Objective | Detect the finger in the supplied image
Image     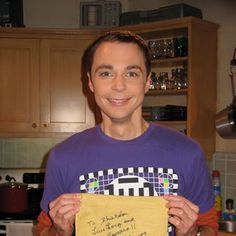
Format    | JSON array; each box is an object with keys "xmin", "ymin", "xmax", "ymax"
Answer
[
  {"xmin": 168, "ymin": 215, "xmax": 182, "ymax": 228},
  {"xmin": 164, "ymin": 195, "xmax": 199, "ymax": 213},
  {"xmin": 50, "ymin": 193, "xmax": 81, "ymax": 205},
  {"xmin": 168, "ymin": 206, "xmax": 196, "ymax": 227},
  {"xmin": 167, "ymin": 206, "xmax": 197, "ymax": 235},
  {"xmin": 50, "ymin": 198, "xmax": 81, "ymax": 213},
  {"xmin": 49, "ymin": 194, "xmax": 81, "ymax": 220},
  {"xmin": 49, "ymin": 201, "xmax": 81, "ymax": 232},
  {"xmin": 49, "ymin": 193, "xmax": 81, "ymax": 210},
  {"xmin": 168, "ymin": 215, "xmax": 195, "ymax": 235},
  {"xmin": 164, "ymin": 195, "xmax": 199, "ymax": 233},
  {"xmin": 51, "ymin": 204, "xmax": 79, "ymax": 223},
  {"xmin": 50, "ymin": 200, "xmax": 80, "ymax": 216},
  {"xmin": 166, "ymin": 199, "xmax": 198, "ymax": 225},
  {"xmin": 167, "ymin": 200, "xmax": 198, "ymax": 220},
  {"xmin": 175, "ymin": 196, "xmax": 199, "ymax": 213}
]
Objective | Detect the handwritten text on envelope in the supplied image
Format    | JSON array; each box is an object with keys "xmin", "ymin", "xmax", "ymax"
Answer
[{"xmin": 75, "ymin": 194, "xmax": 168, "ymax": 236}]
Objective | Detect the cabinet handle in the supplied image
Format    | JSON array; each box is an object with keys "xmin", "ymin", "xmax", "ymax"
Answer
[
  {"xmin": 43, "ymin": 123, "xmax": 48, "ymax": 128},
  {"xmin": 32, "ymin": 123, "xmax": 37, "ymax": 128}
]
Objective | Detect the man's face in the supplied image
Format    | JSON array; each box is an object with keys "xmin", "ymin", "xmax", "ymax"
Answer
[{"xmin": 88, "ymin": 41, "xmax": 150, "ymax": 123}]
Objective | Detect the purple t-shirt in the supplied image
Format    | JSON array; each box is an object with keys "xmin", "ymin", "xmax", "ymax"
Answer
[{"xmin": 41, "ymin": 123, "xmax": 214, "ymax": 234}]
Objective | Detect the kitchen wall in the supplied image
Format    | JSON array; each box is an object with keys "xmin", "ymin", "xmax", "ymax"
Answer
[
  {"xmin": 0, "ymin": 0, "xmax": 235, "ymax": 205},
  {"xmin": 211, "ymin": 152, "xmax": 236, "ymax": 209},
  {"xmin": 0, "ymin": 138, "xmax": 62, "ymax": 169}
]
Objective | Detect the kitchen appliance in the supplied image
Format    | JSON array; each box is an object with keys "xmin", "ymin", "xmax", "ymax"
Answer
[
  {"xmin": 216, "ymin": 48, "xmax": 236, "ymax": 138},
  {"xmin": 80, "ymin": 1, "xmax": 121, "ymax": 28},
  {"xmin": 120, "ymin": 3, "xmax": 202, "ymax": 26},
  {"xmin": 0, "ymin": 0, "xmax": 24, "ymax": 27},
  {"xmin": 0, "ymin": 220, "xmax": 36, "ymax": 236},
  {"xmin": 0, "ymin": 169, "xmax": 44, "ymax": 236}
]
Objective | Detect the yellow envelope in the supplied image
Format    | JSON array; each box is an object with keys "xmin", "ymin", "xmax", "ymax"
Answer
[{"xmin": 75, "ymin": 194, "xmax": 168, "ymax": 236}]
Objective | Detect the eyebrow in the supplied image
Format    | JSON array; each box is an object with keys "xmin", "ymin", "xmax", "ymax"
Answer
[
  {"xmin": 94, "ymin": 64, "xmax": 113, "ymax": 73},
  {"xmin": 126, "ymin": 65, "xmax": 142, "ymax": 71},
  {"xmin": 94, "ymin": 64, "xmax": 143, "ymax": 73}
]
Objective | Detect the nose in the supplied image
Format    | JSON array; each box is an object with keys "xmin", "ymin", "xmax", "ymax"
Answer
[{"xmin": 112, "ymin": 75, "xmax": 126, "ymax": 91}]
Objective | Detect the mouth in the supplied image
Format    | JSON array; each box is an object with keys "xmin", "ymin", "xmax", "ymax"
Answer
[{"xmin": 108, "ymin": 98, "xmax": 130, "ymax": 106}]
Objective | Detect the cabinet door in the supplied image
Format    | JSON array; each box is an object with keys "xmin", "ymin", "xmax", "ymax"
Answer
[
  {"xmin": 0, "ymin": 39, "xmax": 40, "ymax": 135},
  {"xmin": 40, "ymin": 39, "xmax": 95, "ymax": 133}
]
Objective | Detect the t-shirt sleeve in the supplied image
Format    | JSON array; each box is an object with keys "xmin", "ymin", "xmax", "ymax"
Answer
[
  {"xmin": 183, "ymin": 146, "xmax": 215, "ymax": 214},
  {"xmin": 40, "ymin": 148, "xmax": 66, "ymax": 212}
]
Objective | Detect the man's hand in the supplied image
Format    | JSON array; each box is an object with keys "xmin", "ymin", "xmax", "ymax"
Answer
[
  {"xmin": 48, "ymin": 193, "xmax": 81, "ymax": 236},
  {"xmin": 164, "ymin": 195, "xmax": 199, "ymax": 236}
]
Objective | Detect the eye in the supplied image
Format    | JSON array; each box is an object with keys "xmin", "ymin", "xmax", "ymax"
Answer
[
  {"xmin": 125, "ymin": 71, "xmax": 139, "ymax": 78},
  {"xmin": 97, "ymin": 71, "xmax": 113, "ymax": 78}
]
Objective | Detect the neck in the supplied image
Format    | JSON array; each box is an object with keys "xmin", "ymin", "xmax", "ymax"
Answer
[{"xmin": 100, "ymin": 119, "xmax": 149, "ymax": 140}]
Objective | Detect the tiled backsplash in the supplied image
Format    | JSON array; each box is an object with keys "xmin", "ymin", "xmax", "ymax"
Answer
[
  {"xmin": 0, "ymin": 138, "xmax": 63, "ymax": 168},
  {"xmin": 212, "ymin": 152, "xmax": 236, "ymax": 210},
  {"xmin": 0, "ymin": 138, "xmax": 235, "ymax": 209}
]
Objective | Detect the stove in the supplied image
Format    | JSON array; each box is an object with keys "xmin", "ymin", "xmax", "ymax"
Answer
[
  {"xmin": 0, "ymin": 169, "xmax": 44, "ymax": 236},
  {"xmin": 0, "ymin": 220, "xmax": 36, "ymax": 236},
  {"xmin": 0, "ymin": 169, "xmax": 45, "ymax": 187}
]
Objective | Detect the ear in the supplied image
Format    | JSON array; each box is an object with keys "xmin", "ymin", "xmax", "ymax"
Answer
[
  {"xmin": 144, "ymin": 73, "xmax": 151, "ymax": 94},
  {"xmin": 87, "ymin": 72, "xmax": 94, "ymax": 92}
]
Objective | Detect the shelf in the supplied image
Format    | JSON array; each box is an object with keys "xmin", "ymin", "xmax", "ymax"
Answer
[
  {"xmin": 152, "ymin": 56, "xmax": 188, "ymax": 63},
  {"xmin": 146, "ymin": 89, "xmax": 187, "ymax": 96},
  {"xmin": 152, "ymin": 120, "xmax": 187, "ymax": 126},
  {"xmin": 151, "ymin": 56, "xmax": 188, "ymax": 67}
]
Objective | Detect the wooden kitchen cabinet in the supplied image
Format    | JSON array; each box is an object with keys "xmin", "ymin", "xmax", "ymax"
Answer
[
  {"xmin": 0, "ymin": 28, "xmax": 98, "ymax": 137},
  {"xmin": 117, "ymin": 17, "xmax": 218, "ymax": 157},
  {"xmin": 0, "ymin": 38, "xmax": 40, "ymax": 134},
  {"xmin": 39, "ymin": 38, "xmax": 95, "ymax": 134}
]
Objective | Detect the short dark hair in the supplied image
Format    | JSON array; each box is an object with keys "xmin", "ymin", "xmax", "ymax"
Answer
[{"xmin": 83, "ymin": 31, "xmax": 151, "ymax": 77}]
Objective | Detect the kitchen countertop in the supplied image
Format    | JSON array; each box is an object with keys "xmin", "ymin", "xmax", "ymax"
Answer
[{"xmin": 219, "ymin": 231, "xmax": 236, "ymax": 236}]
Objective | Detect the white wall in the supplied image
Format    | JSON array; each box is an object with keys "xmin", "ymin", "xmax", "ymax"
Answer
[{"xmin": 22, "ymin": 0, "xmax": 236, "ymax": 152}]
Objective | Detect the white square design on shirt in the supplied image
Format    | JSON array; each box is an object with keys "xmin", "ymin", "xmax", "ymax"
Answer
[
  {"xmin": 88, "ymin": 173, "xmax": 94, "ymax": 178},
  {"xmin": 148, "ymin": 167, "xmax": 154, "ymax": 172},
  {"xmin": 79, "ymin": 175, "xmax": 85, "ymax": 181},
  {"xmin": 128, "ymin": 167, "xmax": 134, "ymax": 173},
  {"xmin": 138, "ymin": 167, "xmax": 144, "ymax": 173}
]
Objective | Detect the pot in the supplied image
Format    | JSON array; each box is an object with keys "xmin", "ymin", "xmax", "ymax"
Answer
[
  {"xmin": 0, "ymin": 180, "xmax": 28, "ymax": 213},
  {"xmin": 215, "ymin": 101, "xmax": 236, "ymax": 138}
]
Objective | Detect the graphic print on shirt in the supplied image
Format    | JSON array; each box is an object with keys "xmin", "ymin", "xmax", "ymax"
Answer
[
  {"xmin": 79, "ymin": 167, "xmax": 178, "ymax": 196},
  {"xmin": 79, "ymin": 167, "xmax": 178, "ymax": 235}
]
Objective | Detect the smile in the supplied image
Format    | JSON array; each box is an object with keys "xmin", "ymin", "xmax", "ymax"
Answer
[{"xmin": 108, "ymin": 98, "xmax": 129, "ymax": 106}]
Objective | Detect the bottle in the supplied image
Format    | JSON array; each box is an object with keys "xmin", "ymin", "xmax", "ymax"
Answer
[
  {"xmin": 222, "ymin": 199, "xmax": 236, "ymax": 220},
  {"xmin": 225, "ymin": 198, "xmax": 235, "ymax": 220},
  {"xmin": 150, "ymin": 72, "xmax": 158, "ymax": 90},
  {"xmin": 212, "ymin": 170, "xmax": 222, "ymax": 218}
]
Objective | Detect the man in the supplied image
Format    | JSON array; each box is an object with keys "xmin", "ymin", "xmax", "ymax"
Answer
[{"xmin": 37, "ymin": 31, "xmax": 218, "ymax": 236}]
